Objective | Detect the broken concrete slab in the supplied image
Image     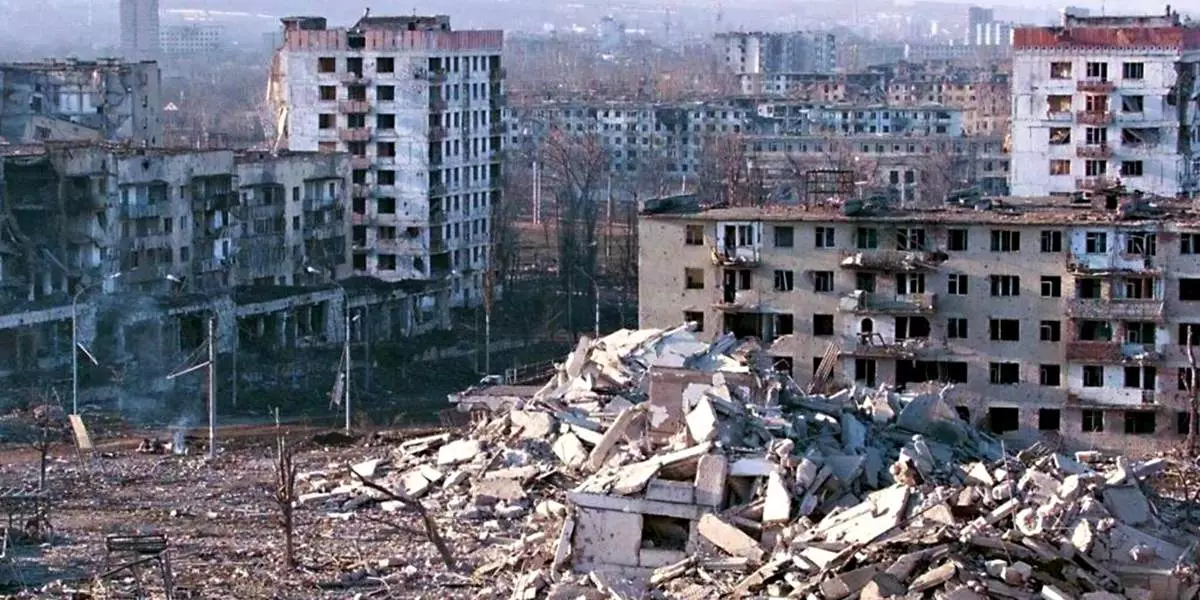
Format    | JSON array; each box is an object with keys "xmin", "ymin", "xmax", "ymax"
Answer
[
  {"xmin": 584, "ymin": 406, "xmax": 642, "ymax": 472},
  {"xmin": 552, "ymin": 432, "xmax": 588, "ymax": 469},
  {"xmin": 761, "ymin": 471, "xmax": 791, "ymax": 524},
  {"xmin": 436, "ymin": 439, "xmax": 482, "ymax": 466},
  {"xmin": 573, "ymin": 508, "xmax": 641, "ymax": 569},
  {"xmin": 696, "ymin": 514, "xmax": 765, "ymax": 562},
  {"xmin": 694, "ymin": 453, "xmax": 728, "ymax": 508},
  {"xmin": 686, "ymin": 396, "xmax": 718, "ymax": 443},
  {"xmin": 728, "ymin": 457, "xmax": 775, "ymax": 477},
  {"xmin": 1102, "ymin": 486, "xmax": 1152, "ymax": 526},
  {"xmin": 611, "ymin": 459, "xmax": 662, "ymax": 496},
  {"xmin": 511, "ymin": 409, "xmax": 557, "ymax": 439},
  {"xmin": 819, "ymin": 565, "xmax": 879, "ymax": 600},
  {"xmin": 909, "ymin": 562, "xmax": 957, "ymax": 593},
  {"xmin": 645, "ymin": 478, "xmax": 695, "ymax": 505}
]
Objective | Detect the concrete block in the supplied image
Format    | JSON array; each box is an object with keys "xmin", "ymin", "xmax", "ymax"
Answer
[
  {"xmin": 552, "ymin": 432, "xmax": 588, "ymax": 469},
  {"xmin": 686, "ymin": 397, "xmax": 718, "ymax": 443},
  {"xmin": 694, "ymin": 454, "xmax": 728, "ymax": 508},
  {"xmin": 1102, "ymin": 486, "xmax": 1151, "ymax": 525},
  {"xmin": 729, "ymin": 457, "xmax": 775, "ymax": 477},
  {"xmin": 511, "ymin": 409, "xmax": 556, "ymax": 439},
  {"xmin": 612, "ymin": 459, "xmax": 662, "ymax": 496},
  {"xmin": 573, "ymin": 508, "xmax": 642, "ymax": 568},
  {"xmin": 436, "ymin": 439, "xmax": 482, "ymax": 466},
  {"xmin": 696, "ymin": 514, "xmax": 764, "ymax": 562},
  {"xmin": 645, "ymin": 478, "xmax": 695, "ymax": 504},
  {"xmin": 762, "ymin": 471, "xmax": 791, "ymax": 524},
  {"xmin": 819, "ymin": 565, "xmax": 878, "ymax": 600},
  {"xmin": 639, "ymin": 548, "xmax": 688, "ymax": 569}
]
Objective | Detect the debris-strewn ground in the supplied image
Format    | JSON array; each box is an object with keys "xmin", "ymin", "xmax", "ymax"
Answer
[{"xmin": 3, "ymin": 324, "xmax": 1200, "ymax": 600}]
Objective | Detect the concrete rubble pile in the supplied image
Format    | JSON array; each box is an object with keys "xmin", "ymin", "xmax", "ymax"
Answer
[{"xmin": 304, "ymin": 325, "xmax": 1199, "ymax": 599}]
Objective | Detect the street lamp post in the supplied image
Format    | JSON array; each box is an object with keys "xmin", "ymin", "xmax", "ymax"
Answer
[
  {"xmin": 72, "ymin": 273, "xmax": 122, "ymax": 415},
  {"xmin": 308, "ymin": 267, "xmax": 351, "ymax": 433}
]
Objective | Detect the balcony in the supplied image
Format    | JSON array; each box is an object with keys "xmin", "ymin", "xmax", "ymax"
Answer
[
  {"xmin": 351, "ymin": 212, "xmax": 368, "ymax": 226},
  {"xmin": 351, "ymin": 184, "xmax": 371, "ymax": 197},
  {"xmin": 840, "ymin": 333, "xmax": 937, "ymax": 359},
  {"xmin": 1065, "ymin": 298, "xmax": 1164, "ymax": 320},
  {"xmin": 304, "ymin": 222, "xmax": 344, "ymax": 240},
  {"xmin": 192, "ymin": 191, "xmax": 236, "ymax": 211},
  {"xmin": 348, "ymin": 156, "xmax": 372, "ymax": 170},
  {"xmin": 120, "ymin": 202, "xmax": 167, "ymax": 219},
  {"xmin": 838, "ymin": 291, "xmax": 937, "ymax": 315},
  {"xmin": 428, "ymin": 71, "xmax": 448, "ymax": 84},
  {"xmin": 429, "ymin": 126, "xmax": 447, "ymax": 141},
  {"xmin": 1076, "ymin": 176, "xmax": 1119, "ymax": 191},
  {"xmin": 1066, "ymin": 251, "xmax": 1157, "ymax": 274},
  {"xmin": 1065, "ymin": 341, "xmax": 1122, "ymax": 362},
  {"xmin": 430, "ymin": 209, "xmax": 447, "ymax": 225},
  {"xmin": 339, "ymin": 128, "xmax": 372, "ymax": 142},
  {"xmin": 489, "ymin": 67, "xmax": 507, "ymax": 81},
  {"xmin": 430, "ymin": 98, "xmax": 448, "ymax": 112},
  {"xmin": 430, "ymin": 238, "xmax": 448, "ymax": 254},
  {"xmin": 1076, "ymin": 110, "xmax": 1114, "ymax": 126},
  {"xmin": 839, "ymin": 250, "xmax": 943, "ymax": 272},
  {"xmin": 1076, "ymin": 143, "xmax": 1112, "ymax": 158},
  {"xmin": 338, "ymin": 100, "xmax": 371, "ymax": 114},
  {"xmin": 1046, "ymin": 110, "xmax": 1073, "ymax": 122},
  {"xmin": 712, "ymin": 289, "xmax": 761, "ymax": 312},
  {"xmin": 489, "ymin": 123, "xmax": 506, "ymax": 136},
  {"xmin": 1076, "ymin": 80, "xmax": 1115, "ymax": 93},
  {"xmin": 710, "ymin": 245, "xmax": 761, "ymax": 267}
]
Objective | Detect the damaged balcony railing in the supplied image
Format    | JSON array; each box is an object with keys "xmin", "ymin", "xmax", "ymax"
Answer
[
  {"xmin": 838, "ymin": 291, "xmax": 937, "ymax": 315},
  {"xmin": 839, "ymin": 250, "xmax": 944, "ymax": 272},
  {"xmin": 712, "ymin": 289, "xmax": 761, "ymax": 311},
  {"xmin": 842, "ymin": 332, "xmax": 937, "ymax": 358},
  {"xmin": 1065, "ymin": 298, "xmax": 1165, "ymax": 320},
  {"xmin": 1076, "ymin": 110, "xmax": 1114, "ymax": 126},
  {"xmin": 710, "ymin": 246, "xmax": 761, "ymax": 267}
]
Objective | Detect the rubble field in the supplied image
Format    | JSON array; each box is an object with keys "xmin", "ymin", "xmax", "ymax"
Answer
[{"xmin": 2, "ymin": 324, "xmax": 1199, "ymax": 600}]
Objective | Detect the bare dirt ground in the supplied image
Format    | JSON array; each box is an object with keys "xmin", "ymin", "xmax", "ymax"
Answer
[{"xmin": 0, "ymin": 424, "xmax": 534, "ymax": 600}]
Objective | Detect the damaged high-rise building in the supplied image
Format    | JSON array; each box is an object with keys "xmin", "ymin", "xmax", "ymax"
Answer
[
  {"xmin": 0, "ymin": 59, "xmax": 163, "ymax": 146},
  {"xmin": 0, "ymin": 141, "xmax": 447, "ymax": 408},
  {"xmin": 268, "ymin": 14, "xmax": 504, "ymax": 308}
]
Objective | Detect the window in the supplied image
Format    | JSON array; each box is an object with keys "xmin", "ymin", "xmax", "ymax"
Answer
[
  {"xmin": 1123, "ymin": 366, "xmax": 1156, "ymax": 390},
  {"xmin": 1122, "ymin": 232, "xmax": 1156, "ymax": 256},
  {"xmin": 378, "ymin": 86, "xmax": 395, "ymax": 101},
  {"xmin": 896, "ymin": 228, "xmax": 926, "ymax": 250},
  {"xmin": 989, "ymin": 362, "xmax": 1019, "ymax": 384},
  {"xmin": 1041, "ymin": 276, "xmax": 1062, "ymax": 298},
  {"xmin": 947, "ymin": 229, "xmax": 968, "ymax": 251},
  {"xmin": 855, "ymin": 272, "xmax": 876, "ymax": 293},
  {"xmin": 685, "ymin": 224, "xmax": 704, "ymax": 246},
  {"xmin": 377, "ymin": 197, "xmax": 396, "ymax": 214},
  {"xmin": 347, "ymin": 114, "xmax": 366, "ymax": 128},
  {"xmin": 1040, "ymin": 231, "xmax": 1062, "ymax": 252},
  {"xmin": 1049, "ymin": 160, "xmax": 1071, "ymax": 176},
  {"xmin": 684, "ymin": 268, "xmax": 704, "ymax": 289},
  {"xmin": 1077, "ymin": 278, "xmax": 1103, "ymax": 299},
  {"xmin": 1049, "ymin": 127, "xmax": 1071, "ymax": 145},
  {"xmin": 1085, "ymin": 160, "xmax": 1107, "ymax": 177},
  {"xmin": 1085, "ymin": 61, "xmax": 1108, "ymax": 80},
  {"xmin": 990, "ymin": 230, "xmax": 1021, "ymax": 252},
  {"xmin": 1083, "ymin": 365, "xmax": 1104, "ymax": 387},
  {"xmin": 377, "ymin": 114, "xmax": 396, "ymax": 129},
  {"xmin": 377, "ymin": 170, "xmax": 396, "ymax": 185},
  {"xmin": 179, "ymin": 246, "xmax": 189, "ymax": 262},
  {"xmin": 1121, "ymin": 95, "xmax": 1144, "ymax": 113},
  {"xmin": 1049, "ymin": 61, "xmax": 1071, "ymax": 79},
  {"xmin": 1040, "ymin": 365, "xmax": 1061, "ymax": 387},
  {"xmin": 1085, "ymin": 127, "xmax": 1107, "ymax": 145},
  {"xmin": 1124, "ymin": 411, "xmax": 1156, "ymax": 435},
  {"xmin": 855, "ymin": 227, "xmax": 878, "ymax": 249},
  {"xmin": 318, "ymin": 114, "xmax": 335, "ymax": 129},
  {"xmin": 318, "ymin": 57, "xmax": 335, "ymax": 73},
  {"xmin": 894, "ymin": 316, "xmax": 931, "ymax": 340},
  {"xmin": 990, "ymin": 275, "xmax": 1020, "ymax": 296},
  {"xmin": 1122, "ymin": 62, "xmax": 1144, "ymax": 80},
  {"xmin": 1085, "ymin": 232, "xmax": 1108, "ymax": 254},
  {"xmin": 1040, "ymin": 320, "xmax": 1061, "ymax": 342},
  {"xmin": 1181, "ymin": 233, "xmax": 1200, "ymax": 254},
  {"xmin": 947, "ymin": 274, "xmax": 968, "ymax": 296},
  {"xmin": 813, "ymin": 271, "xmax": 834, "ymax": 292},
  {"xmin": 684, "ymin": 311, "xmax": 704, "ymax": 332},
  {"xmin": 1180, "ymin": 412, "xmax": 1193, "ymax": 436},
  {"xmin": 854, "ymin": 358, "xmax": 877, "ymax": 386},
  {"xmin": 989, "ymin": 407, "xmax": 1019, "ymax": 433},
  {"xmin": 319, "ymin": 85, "xmax": 337, "ymax": 101},
  {"xmin": 1082, "ymin": 409, "xmax": 1104, "ymax": 432},
  {"xmin": 774, "ymin": 270, "xmax": 795, "ymax": 291},
  {"xmin": 378, "ymin": 254, "xmax": 396, "ymax": 270},
  {"xmin": 948, "ymin": 318, "xmax": 968, "ymax": 339},
  {"xmin": 1121, "ymin": 161, "xmax": 1144, "ymax": 177},
  {"xmin": 1039, "ymin": 408, "xmax": 1061, "ymax": 431},
  {"xmin": 1181, "ymin": 279, "xmax": 1200, "ymax": 301},
  {"xmin": 377, "ymin": 57, "xmax": 394, "ymax": 73},
  {"xmin": 896, "ymin": 273, "xmax": 925, "ymax": 295},
  {"xmin": 773, "ymin": 226, "xmax": 794, "ymax": 248},
  {"xmin": 989, "ymin": 319, "xmax": 1020, "ymax": 341},
  {"xmin": 814, "ymin": 227, "xmax": 835, "ymax": 248},
  {"xmin": 774, "ymin": 314, "xmax": 794, "ymax": 336},
  {"xmin": 1078, "ymin": 320, "xmax": 1113, "ymax": 341},
  {"xmin": 813, "ymin": 314, "xmax": 834, "ymax": 336},
  {"xmin": 1048, "ymin": 94, "xmax": 1071, "ymax": 113}
]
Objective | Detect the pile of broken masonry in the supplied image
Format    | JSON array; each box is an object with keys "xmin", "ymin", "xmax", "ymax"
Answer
[{"xmin": 304, "ymin": 324, "xmax": 1200, "ymax": 599}]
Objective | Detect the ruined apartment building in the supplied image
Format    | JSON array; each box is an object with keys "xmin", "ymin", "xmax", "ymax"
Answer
[
  {"xmin": 0, "ymin": 59, "xmax": 163, "ymax": 146},
  {"xmin": 269, "ymin": 14, "xmax": 504, "ymax": 308},
  {"xmin": 638, "ymin": 194, "xmax": 1200, "ymax": 453},
  {"xmin": 1010, "ymin": 11, "xmax": 1200, "ymax": 198}
]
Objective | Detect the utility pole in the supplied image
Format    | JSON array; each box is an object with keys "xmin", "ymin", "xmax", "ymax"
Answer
[
  {"xmin": 207, "ymin": 315, "xmax": 217, "ymax": 459},
  {"xmin": 484, "ymin": 268, "xmax": 493, "ymax": 375},
  {"xmin": 363, "ymin": 305, "xmax": 371, "ymax": 394},
  {"xmin": 231, "ymin": 327, "xmax": 238, "ymax": 409},
  {"xmin": 343, "ymin": 297, "xmax": 352, "ymax": 433}
]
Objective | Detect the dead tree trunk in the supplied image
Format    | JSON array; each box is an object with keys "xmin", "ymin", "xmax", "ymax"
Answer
[
  {"xmin": 1186, "ymin": 328, "xmax": 1198, "ymax": 457},
  {"xmin": 274, "ymin": 435, "xmax": 298, "ymax": 569},
  {"xmin": 349, "ymin": 467, "xmax": 456, "ymax": 570}
]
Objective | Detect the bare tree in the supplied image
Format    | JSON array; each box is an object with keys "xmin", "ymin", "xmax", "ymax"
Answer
[
  {"xmin": 349, "ymin": 467, "xmax": 456, "ymax": 569},
  {"xmin": 696, "ymin": 133, "xmax": 763, "ymax": 207},
  {"xmin": 2, "ymin": 397, "xmax": 69, "ymax": 491},
  {"xmin": 273, "ymin": 434, "xmax": 298, "ymax": 569},
  {"xmin": 1185, "ymin": 328, "xmax": 1198, "ymax": 456}
]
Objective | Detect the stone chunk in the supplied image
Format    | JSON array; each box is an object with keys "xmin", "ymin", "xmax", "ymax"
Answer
[
  {"xmin": 729, "ymin": 457, "xmax": 775, "ymax": 477},
  {"xmin": 1001, "ymin": 562, "xmax": 1032, "ymax": 586},
  {"xmin": 350, "ymin": 458, "xmax": 381, "ymax": 478},
  {"xmin": 1102, "ymin": 486, "xmax": 1151, "ymax": 525},
  {"xmin": 573, "ymin": 508, "xmax": 640, "ymax": 568},
  {"xmin": 819, "ymin": 565, "xmax": 878, "ymax": 600},
  {"xmin": 552, "ymin": 432, "xmax": 588, "ymax": 469},
  {"xmin": 686, "ymin": 397, "xmax": 718, "ymax": 443},
  {"xmin": 1040, "ymin": 585, "xmax": 1075, "ymax": 600},
  {"xmin": 694, "ymin": 454, "xmax": 728, "ymax": 508},
  {"xmin": 762, "ymin": 471, "xmax": 791, "ymax": 524},
  {"xmin": 510, "ymin": 409, "xmax": 556, "ymax": 439},
  {"xmin": 472, "ymin": 476, "xmax": 526, "ymax": 502},
  {"xmin": 611, "ymin": 459, "xmax": 661, "ymax": 496},
  {"xmin": 585, "ymin": 406, "xmax": 640, "ymax": 472},
  {"xmin": 909, "ymin": 562, "xmax": 956, "ymax": 593},
  {"xmin": 436, "ymin": 439, "xmax": 482, "ymax": 466},
  {"xmin": 645, "ymin": 478, "xmax": 695, "ymax": 504},
  {"xmin": 697, "ymin": 514, "xmax": 764, "ymax": 562}
]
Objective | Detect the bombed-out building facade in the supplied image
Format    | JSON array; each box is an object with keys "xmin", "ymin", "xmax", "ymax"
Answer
[
  {"xmin": 268, "ymin": 14, "xmax": 504, "ymax": 309},
  {"xmin": 0, "ymin": 142, "xmax": 449, "ymax": 409},
  {"xmin": 639, "ymin": 193, "xmax": 1200, "ymax": 453}
]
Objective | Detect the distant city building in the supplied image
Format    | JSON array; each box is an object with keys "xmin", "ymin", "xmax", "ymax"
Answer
[
  {"xmin": 1009, "ymin": 11, "xmax": 1200, "ymax": 198},
  {"xmin": 0, "ymin": 59, "xmax": 163, "ymax": 146},
  {"xmin": 269, "ymin": 14, "xmax": 504, "ymax": 309},
  {"xmin": 160, "ymin": 22, "xmax": 225, "ymax": 56},
  {"xmin": 597, "ymin": 16, "xmax": 625, "ymax": 53},
  {"xmin": 120, "ymin": 0, "xmax": 160, "ymax": 62},
  {"xmin": 715, "ymin": 31, "xmax": 837, "ymax": 75}
]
